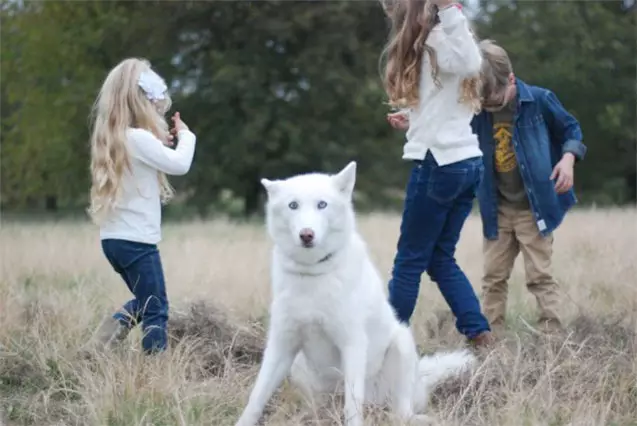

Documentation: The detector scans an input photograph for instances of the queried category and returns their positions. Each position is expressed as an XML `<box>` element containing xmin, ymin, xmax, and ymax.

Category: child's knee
<box><xmin>483</xmin><ymin>261</ymin><xmax>513</xmax><ymax>284</ymax></box>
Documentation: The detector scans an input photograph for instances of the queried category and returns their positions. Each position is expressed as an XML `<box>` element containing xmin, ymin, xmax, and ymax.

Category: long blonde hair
<box><xmin>381</xmin><ymin>0</ymin><xmax>482</xmax><ymax>112</ymax></box>
<box><xmin>88</xmin><ymin>58</ymin><xmax>174</xmax><ymax>224</ymax></box>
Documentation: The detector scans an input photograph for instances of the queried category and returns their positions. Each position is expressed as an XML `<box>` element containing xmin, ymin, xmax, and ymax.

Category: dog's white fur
<box><xmin>235</xmin><ymin>162</ymin><xmax>476</xmax><ymax>426</ymax></box>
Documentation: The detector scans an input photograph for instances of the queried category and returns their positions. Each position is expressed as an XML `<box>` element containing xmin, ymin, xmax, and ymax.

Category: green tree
<box><xmin>1</xmin><ymin>0</ymin><xmax>633</xmax><ymax>217</ymax></box>
<box><xmin>1</xmin><ymin>1</ymin><xmax>182</xmax><ymax>211</ymax></box>
<box><xmin>168</xmin><ymin>0</ymin><xmax>402</xmax><ymax>215</ymax></box>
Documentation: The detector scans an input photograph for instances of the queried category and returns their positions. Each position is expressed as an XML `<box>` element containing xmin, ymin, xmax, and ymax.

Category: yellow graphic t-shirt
<box><xmin>494</xmin><ymin>122</ymin><xmax>516</xmax><ymax>173</ymax></box>
<box><xmin>492</xmin><ymin>106</ymin><xmax>529</xmax><ymax>209</ymax></box>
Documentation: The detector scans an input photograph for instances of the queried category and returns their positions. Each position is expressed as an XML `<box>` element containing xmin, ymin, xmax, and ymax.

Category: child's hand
<box><xmin>164</xmin><ymin>132</ymin><xmax>175</xmax><ymax>147</ymax></box>
<box><xmin>387</xmin><ymin>111</ymin><xmax>410</xmax><ymax>130</ymax></box>
<box><xmin>550</xmin><ymin>153</ymin><xmax>575</xmax><ymax>194</ymax></box>
<box><xmin>430</xmin><ymin>0</ymin><xmax>459</xmax><ymax>9</ymax></box>
<box><xmin>380</xmin><ymin>0</ymin><xmax>396</xmax><ymax>16</ymax></box>
<box><xmin>171</xmin><ymin>112</ymin><xmax>189</xmax><ymax>133</ymax></box>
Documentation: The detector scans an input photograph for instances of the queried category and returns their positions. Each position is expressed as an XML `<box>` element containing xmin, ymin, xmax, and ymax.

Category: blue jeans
<box><xmin>388</xmin><ymin>152</ymin><xmax>490</xmax><ymax>339</ymax></box>
<box><xmin>102</xmin><ymin>239</ymin><xmax>169</xmax><ymax>353</ymax></box>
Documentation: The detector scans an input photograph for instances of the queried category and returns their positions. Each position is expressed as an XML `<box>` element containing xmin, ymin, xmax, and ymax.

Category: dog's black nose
<box><xmin>299</xmin><ymin>228</ymin><xmax>315</xmax><ymax>245</ymax></box>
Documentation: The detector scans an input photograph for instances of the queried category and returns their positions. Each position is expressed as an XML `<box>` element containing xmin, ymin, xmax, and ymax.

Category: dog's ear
<box><xmin>332</xmin><ymin>161</ymin><xmax>357</xmax><ymax>197</ymax></box>
<box><xmin>261</xmin><ymin>178</ymin><xmax>280</xmax><ymax>197</ymax></box>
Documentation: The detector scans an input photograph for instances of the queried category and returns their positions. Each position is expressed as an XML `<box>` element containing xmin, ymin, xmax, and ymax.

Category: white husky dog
<box><xmin>235</xmin><ymin>162</ymin><xmax>476</xmax><ymax>426</ymax></box>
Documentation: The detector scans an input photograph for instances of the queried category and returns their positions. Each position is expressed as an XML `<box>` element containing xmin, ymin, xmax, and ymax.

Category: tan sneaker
<box><xmin>538</xmin><ymin>318</ymin><xmax>563</xmax><ymax>334</ymax></box>
<box><xmin>92</xmin><ymin>316</ymin><xmax>131</xmax><ymax>349</ymax></box>
<box><xmin>488</xmin><ymin>319</ymin><xmax>506</xmax><ymax>337</ymax></box>
<box><xmin>77</xmin><ymin>316</ymin><xmax>131</xmax><ymax>360</ymax></box>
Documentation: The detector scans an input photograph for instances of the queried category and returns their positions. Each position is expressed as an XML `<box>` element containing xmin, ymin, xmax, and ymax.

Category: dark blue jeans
<box><xmin>102</xmin><ymin>239</ymin><xmax>169</xmax><ymax>353</ymax></box>
<box><xmin>388</xmin><ymin>152</ymin><xmax>490</xmax><ymax>339</ymax></box>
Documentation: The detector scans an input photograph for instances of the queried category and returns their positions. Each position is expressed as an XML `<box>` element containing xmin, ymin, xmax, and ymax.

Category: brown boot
<box><xmin>468</xmin><ymin>330</ymin><xmax>495</xmax><ymax>349</ymax></box>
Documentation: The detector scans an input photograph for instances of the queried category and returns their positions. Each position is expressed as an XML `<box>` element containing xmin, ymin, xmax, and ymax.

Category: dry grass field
<box><xmin>1</xmin><ymin>208</ymin><xmax>636</xmax><ymax>426</ymax></box>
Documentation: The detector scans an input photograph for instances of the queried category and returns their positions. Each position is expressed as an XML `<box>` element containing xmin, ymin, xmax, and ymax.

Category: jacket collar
<box><xmin>515</xmin><ymin>78</ymin><xmax>534</xmax><ymax>103</ymax></box>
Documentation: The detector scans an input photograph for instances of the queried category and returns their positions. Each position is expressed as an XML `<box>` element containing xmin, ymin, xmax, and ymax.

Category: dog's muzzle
<box><xmin>299</xmin><ymin>228</ymin><xmax>315</xmax><ymax>248</ymax></box>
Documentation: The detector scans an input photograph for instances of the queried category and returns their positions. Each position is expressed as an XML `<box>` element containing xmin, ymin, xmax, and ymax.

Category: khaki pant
<box><xmin>482</xmin><ymin>204</ymin><xmax>561</xmax><ymax>328</ymax></box>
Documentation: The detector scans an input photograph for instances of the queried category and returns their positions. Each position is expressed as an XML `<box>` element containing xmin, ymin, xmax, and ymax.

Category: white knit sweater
<box><xmin>99</xmin><ymin>127</ymin><xmax>196</xmax><ymax>244</ymax></box>
<box><xmin>402</xmin><ymin>6</ymin><xmax>483</xmax><ymax>166</ymax></box>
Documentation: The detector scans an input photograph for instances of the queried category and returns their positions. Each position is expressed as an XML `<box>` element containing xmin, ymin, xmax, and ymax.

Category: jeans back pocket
<box><xmin>426</xmin><ymin>165</ymin><xmax>469</xmax><ymax>204</ymax></box>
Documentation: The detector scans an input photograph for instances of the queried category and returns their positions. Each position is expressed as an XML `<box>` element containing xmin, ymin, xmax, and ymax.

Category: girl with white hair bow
<box><xmin>87</xmin><ymin>58</ymin><xmax>197</xmax><ymax>354</ymax></box>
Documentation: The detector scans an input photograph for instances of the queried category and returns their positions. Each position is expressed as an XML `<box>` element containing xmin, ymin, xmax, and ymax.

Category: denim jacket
<box><xmin>472</xmin><ymin>79</ymin><xmax>586</xmax><ymax>240</ymax></box>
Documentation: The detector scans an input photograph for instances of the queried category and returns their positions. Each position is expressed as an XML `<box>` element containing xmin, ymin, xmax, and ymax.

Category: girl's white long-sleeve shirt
<box><xmin>403</xmin><ymin>6</ymin><xmax>483</xmax><ymax>166</ymax></box>
<box><xmin>99</xmin><ymin>128</ymin><xmax>196</xmax><ymax>245</ymax></box>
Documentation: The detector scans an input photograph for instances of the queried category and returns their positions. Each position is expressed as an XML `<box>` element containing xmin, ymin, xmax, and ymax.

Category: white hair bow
<box><xmin>138</xmin><ymin>69</ymin><xmax>168</xmax><ymax>102</ymax></box>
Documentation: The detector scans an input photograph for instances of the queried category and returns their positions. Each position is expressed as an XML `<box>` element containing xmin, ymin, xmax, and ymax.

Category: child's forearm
<box><xmin>561</xmin><ymin>152</ymin><xmax>576</xmax><ymax>164</ymax></box>
<box><xmin>131</xmin><ymin>128</ymin><xmax>197</xmax><ymax>176</ymax></box>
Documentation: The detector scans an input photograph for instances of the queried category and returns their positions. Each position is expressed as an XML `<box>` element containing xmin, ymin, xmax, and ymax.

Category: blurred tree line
<box><xmin>1</xmin><ymin>0</ymin><xmax>635</xmax><ymax>218</ymax></box>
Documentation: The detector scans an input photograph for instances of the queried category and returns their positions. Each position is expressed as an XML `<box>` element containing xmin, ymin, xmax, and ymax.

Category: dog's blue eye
<box><xmin>288</xmin><ymin>201</ymin><xmax>299</xmax><ymax>210</ymax></box>
<box><xmin>317</xmin><ymin>201</ymin><xmax>328</xmax><ymax>209</ymax></box>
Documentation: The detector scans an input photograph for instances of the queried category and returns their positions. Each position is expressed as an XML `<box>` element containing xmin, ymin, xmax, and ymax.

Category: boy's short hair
<box><xmin>479</xmin><ymin>39</ymin><xmax>513</xmax><ymax>97</ymax></box>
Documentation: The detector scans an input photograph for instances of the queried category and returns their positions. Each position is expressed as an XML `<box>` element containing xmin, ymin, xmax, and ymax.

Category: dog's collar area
<box><xmin>280</xmin><ymin>250</ymin><xmax>337</xmax><ymax>274</ymax></box>
<box><xmin>284</xmin><ymin>252</ymin><xmax>337</xmax><ymax>276</ymax></box>
<box><xmin>318</xmin><ymin>252</ymin><xmax>333</xmax><ymax>263</ymax></box>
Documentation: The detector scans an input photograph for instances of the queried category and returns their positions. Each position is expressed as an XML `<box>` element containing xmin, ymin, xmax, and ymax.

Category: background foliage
<box><xmin>1</xmin><ymin>0</ymin><xmax>635</xmax><ymax>218</ymax></box>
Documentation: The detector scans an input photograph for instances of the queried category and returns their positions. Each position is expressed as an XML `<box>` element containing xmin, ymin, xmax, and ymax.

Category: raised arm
<box><xmin>425</xmin><ymin>5</ymin><xmax>482</xmax><ymax>77</ymax></box>
<box><xmin>127</xmin><ymin>127</ymin><xmax>196</xmax><ymax>176</ymax></box>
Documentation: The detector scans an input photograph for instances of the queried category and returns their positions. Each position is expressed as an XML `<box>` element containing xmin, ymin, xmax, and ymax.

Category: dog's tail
<box><xmin>418</xmin><ymin>349</ymin><xmax>476</xmax><ymax>387</ymax></box>
<box><xmin>413</xmin><ymin>349</ymin><xmax>476</xmax><ymax>413</ymax></box>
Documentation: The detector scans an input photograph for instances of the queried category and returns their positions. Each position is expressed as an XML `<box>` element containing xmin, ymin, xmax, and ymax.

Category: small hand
<box><xmin>387</xmin><ymin>111</ymin><xmax>410</xmax><ymax>130</ymax></box>
<box><xmin>380</xmin><ymin>0</ymin><xmax>395</xmax><ymax>16</ymax></box>
<box><xmin>429</xmin><ymin>0</ymin><xmax>458</xmax><ymax>9</ymax></box>
<box><xmin>550</xmin><ymin>153</ymin><xmax>575</xmax><ymax>194</ymax></box>
<box><xmin>171</xmin><ymin>111</ymin><xmax>189</xmax><ymax>133</ymax></box>
<box><xmin>164</xmin><ymin>132</ymin><xmax>175</xmax><ymax>147</ymax></box>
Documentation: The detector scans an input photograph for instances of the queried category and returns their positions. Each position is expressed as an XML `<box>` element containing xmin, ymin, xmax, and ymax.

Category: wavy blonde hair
<box><xmin>381</xmin><ymin>0</ymin><xmax>482</xmax><ymax>112</ymax></box>
<box><xmin>88</xmin><ymin>58</ymin><xmax>174</xmax><ymax>224</ymax></box>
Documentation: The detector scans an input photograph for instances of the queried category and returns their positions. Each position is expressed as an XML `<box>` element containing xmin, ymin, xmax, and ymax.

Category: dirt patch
<box><xmin>168</xmin><ymin>301</ymin><xmax>265</xmax><ymax>378</ymax></box>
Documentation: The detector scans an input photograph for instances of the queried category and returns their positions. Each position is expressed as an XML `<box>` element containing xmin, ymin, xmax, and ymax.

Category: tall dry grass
<box><xmin>1</xmin><ymin>208</ymin><xmax>636</xmax><ymax>425</ymax></box>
